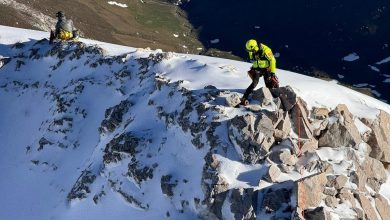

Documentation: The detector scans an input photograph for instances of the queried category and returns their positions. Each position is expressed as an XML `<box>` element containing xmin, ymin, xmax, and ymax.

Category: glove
<box><xmin>270</xmin><ymin>74</ymin><xmax>279</xmax><ymax>88</ymax></box>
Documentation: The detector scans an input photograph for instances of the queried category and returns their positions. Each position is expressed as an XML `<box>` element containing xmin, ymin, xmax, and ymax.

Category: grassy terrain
<box><xmin>0</xmin><ymin>0</ymin><xmax>204</xmax><ymax>54</ymax></box>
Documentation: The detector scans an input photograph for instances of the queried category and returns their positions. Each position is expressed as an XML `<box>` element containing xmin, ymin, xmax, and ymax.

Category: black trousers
<box><xmin>243</xmin><ymin>69</ymin><xmax>276</xmax><ymax>100</ymax></box>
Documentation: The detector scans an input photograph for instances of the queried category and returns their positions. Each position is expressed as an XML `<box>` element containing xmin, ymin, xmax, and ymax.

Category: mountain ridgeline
<box><xmin>0</xmin><ymin>33</ymin><xmax>390</xmax><ymax>220</ymax></box>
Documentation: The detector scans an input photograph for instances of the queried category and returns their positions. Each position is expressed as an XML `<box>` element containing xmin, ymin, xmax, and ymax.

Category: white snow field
<box><xmin>0</xmin><ymin>25</ymin><xmax>390</xmax><ymax>220</ymax></box>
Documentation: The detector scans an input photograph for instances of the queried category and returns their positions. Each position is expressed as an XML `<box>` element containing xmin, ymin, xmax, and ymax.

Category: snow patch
<box><xmin>107</xmin><ymin>1</ymin><xmax>128</xmax><ymax>8</ymax></box>
<box><xmin>210</xmin><ymin>39</ymin><xmax>220</xmax><ymax>44</ymax></box>
<box><xmin>337</xmin><ymin>74</ymin><xmax>345</xmax><ymax>79</ymax></box>
<box><xmin>342</xmin><ymin>53</ymin><xmax>359</xmax><ymax>62</ymax></box>
<box><xmin>353</xmin><ymin>83</ymin><xmax>369</xmax><ymax>88</ymax></box>
<box><xmin>376</xmin><ymin>56</ymin><xmax>390</xmax><ymax>65</ymax></box>
<box><xmin>372</xmin><ymin>90</ymin><xmax>381</xmax><ymax>97</ymax></box>
<box><xmin>368</xmin><ymin>65</ymin><xmax>380</xmax><ymax>72</ymax></box>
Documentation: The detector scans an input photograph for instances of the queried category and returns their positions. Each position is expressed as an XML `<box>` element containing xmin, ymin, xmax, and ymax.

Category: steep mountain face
<box><xmin>0</xmin><ymin>27</ymin><xmax>390</xmax><ymax>220</ymax></box>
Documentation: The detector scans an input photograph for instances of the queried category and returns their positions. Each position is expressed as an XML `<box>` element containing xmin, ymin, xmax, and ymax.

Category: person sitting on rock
<box><xmin>50</xmin><ymin>11</ymin><xmax>79</xmax><ymax>43</ymax></box>
<box><xmin>241</xmin><ymin>39</ymin><xmax>279</xmax><ymax>106</ymax></box>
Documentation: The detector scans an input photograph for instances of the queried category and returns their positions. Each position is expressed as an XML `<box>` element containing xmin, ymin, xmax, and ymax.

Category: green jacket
<box><xmin>249</xmin><ymin>43</ymin><xmax>276</xmax><ymax>73</ymax></box>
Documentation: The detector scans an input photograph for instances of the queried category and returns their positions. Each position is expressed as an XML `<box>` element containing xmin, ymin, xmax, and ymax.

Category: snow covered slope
<box><xmin>0</xmin><ymin>25</ymin><xmax>390</xmax><ymax>220</ymax></box>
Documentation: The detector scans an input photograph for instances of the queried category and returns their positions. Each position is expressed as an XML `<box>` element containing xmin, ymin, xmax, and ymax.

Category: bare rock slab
<box><xmin>367</xmin><ymin>110</ymin><xmax>390</xmax><ymax>163</ymax></box>
<box><xmin>319</xmin><ymin>104</ymin><xmax>362</xmax><ymax>148</ymax></box>
<box><xmin>295</xmin><ymin>172</ymin><xmax>327</xmax><ymax>209</ymax></box>
<box><xmin>375</xmin><ymin>194</ymin><xmax>390</xmax><ymax>220</ymax></box>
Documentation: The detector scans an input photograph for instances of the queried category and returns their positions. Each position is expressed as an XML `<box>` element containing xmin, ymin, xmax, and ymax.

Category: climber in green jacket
<box><xmin>241</xmin><ymin>39</ymin><xmax>279</xmax><ymax>105</ymax></box>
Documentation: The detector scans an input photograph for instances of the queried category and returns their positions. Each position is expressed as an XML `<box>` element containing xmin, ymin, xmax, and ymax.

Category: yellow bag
<box><xmin>58</xmin><ymin>30</ymin><xmax>73</xmax><ymax>40</ymax></box>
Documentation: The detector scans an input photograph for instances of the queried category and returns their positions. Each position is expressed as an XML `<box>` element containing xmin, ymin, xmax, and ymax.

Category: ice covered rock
<box><xmin>99</xmin><ymin>100</ymin><xmax>132</xmax><ymax>133</ymax></box>
<box><xmin>0</xmin><ymin>56</ymin><xmax>11</xmax><ymax>69</ymax></box>
<box><xmin>67</xmin><ymin>170</ymin><xmax>96</xmax><ymax>202</ymax></box>
<box><xmin>103</xmin><ymin>133</ymin><xmax>139</xmax><ymax>164</ymax></box>
<box><xmin>117</xmin><ymin>190</ymin><xmax>149</xmax><ymax>210</ymax></box>
<box><xmin>319</xmin><ymin>104</ymin><xmax>362</xmax><ymax>148</ymax></box>
<box><xmin>128</xmin><ymin>162</ymin><xmax>155</xmax><ymax>186</ymax></box>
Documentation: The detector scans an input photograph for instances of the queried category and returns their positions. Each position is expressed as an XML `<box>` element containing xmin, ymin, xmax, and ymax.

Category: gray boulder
<box><xmin>252</xmin><ymin>87</ymin><xmax>274</xmax><ymax>107</ymax></box>
<box><xmin>312</xmin><ymin>107</ymin><xmax>330</xmax><ymax>120</ymax></box>
<box><xmin>274</xmin><ymin>112</ymin><xmax>292</xmax><ymax>142</ymax></box>
<box><xmin>290</xmin><ymin>98</ymin><xmax>314</xmax><ymax>140</ymax></box>
<box><xmin>263</xmin><ymin>164</ymin><xmax>282</xmax><ymax>183</ymax></box>
<box><xmin>362</xmin><ymin>157</ymin><xmax>388</xmax><ymax>192</ymax></box>
<box><xmin>318</xmin><ymin>104</ymin><xmax>362</xmax><ymax>148</ymax></box>
<box><xmin>161</xmin><ymin>175</ymin><xmax>178</xmax><ymax>197</ymax></box>
<box><xmin>271</xmin><ymin>86</ymin><xmax>298</xmax><ymax>111</ymax></box>
<box><xmin>300</xmin><ymin>138</ymin><xmax>319</xmax><ymax>154</ymax></box>
<box><xmin>312</xmin><ymin>119</ymin><xmax>329</xmax><ymax>137</ymax></box>
<box><xmin>367</xmin><ymin>110</ymin><xmax>390</xmax><ymax>163</ymax></box>
<box><xmin>303</xmin><ymin>207</ymin><xmax>331</xmax><ymax>220</ymax></box>
<box><xmin>375</xmin><ymin>194</ymin><xmax>390</xmax><ymax>220</ymax></box>
<box><xmin>226</xmin><ymin>92</ymin><xmax>242</xmax><ymax>107</ymax></box>
<box><xmin>326</xmin><ymin>175</ymin><xmax>348</xmax><ymax>189</ymax></box>
<box><xmin>351</xmin><ymin>156</ymin><xmax>387</xmax><ymax>192</ymax></box>
<box><xmin>229</xmin><ymin>188</ymin><xmax>256</xmax><ymax>220</ymax></box>
<box><xmin>262</xmin><ymin>188</ymin><xmax>290</xmax><ymax>213</ymax></box>
<box><xmin>356</xmin><ymin>193</ymin><xmax>379</xmax><ymax>220</ymax></box>
<box><xmin>295</xmin><ymin>172</ymin><xmax>327</xmax><ymax>209</ymax></box>
<box><xmin>229</xmin><ymin>113</ymin><xmax>275</xmax><ymax>164</ymax></box>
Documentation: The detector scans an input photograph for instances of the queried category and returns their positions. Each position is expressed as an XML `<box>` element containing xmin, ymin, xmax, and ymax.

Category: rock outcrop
<box><xmin>229</xmin><ymin>113</ymin><xmax>274</xmax><ymax>164</ymax></box>
<box><xmin>319</xmin><ymin>104</ymin><xmax>362</xmax><ymax>148</ymax></box>
<box><xmin>366</xmin><ymin>110</ymin><xmax>390</xmax><ymax>163</ymax></box>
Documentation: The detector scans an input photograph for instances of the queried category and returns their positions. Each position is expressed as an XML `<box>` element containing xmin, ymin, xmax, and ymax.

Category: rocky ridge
<box><xmin>0</xmin><ymin>39</ymin><xmax>389</xmax><ymax>219</ymax></box>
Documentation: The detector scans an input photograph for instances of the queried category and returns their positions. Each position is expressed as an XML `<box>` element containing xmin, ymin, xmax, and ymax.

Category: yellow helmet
<box><xmin>245</xmin><ymin>39</ymin><xmax>259</xmax><ymax>52</ymax></box>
